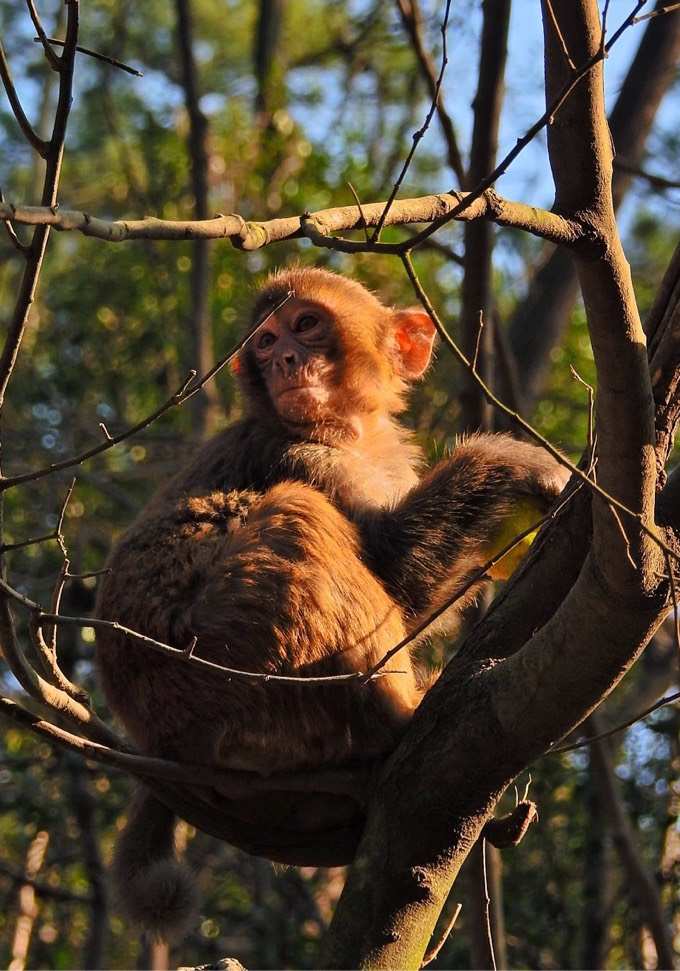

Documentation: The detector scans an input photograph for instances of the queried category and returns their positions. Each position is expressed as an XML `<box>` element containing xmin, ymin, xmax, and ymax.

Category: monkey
<box><xmin>94</xmin><ymin>266</ymin><xmax>569</xmax><ymax>940</ymax></box>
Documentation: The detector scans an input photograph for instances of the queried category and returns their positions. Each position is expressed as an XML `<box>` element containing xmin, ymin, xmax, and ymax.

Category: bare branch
<box><xmin>0</xmin><ymin>0</ymin><xmax>79</xmax><ymax>411</ymax></box>
<box><xmin>550</xmin><ymin>691</ymin><xmax>680</xmax><ymax>755</ymax></box>
<box><xmin>33</xmin><ymin>37</ymin><xmax>143</xmax><ymax>76</ymax></box>
<box><xmin>395</xmin><ymin>0</ymin><xmax>465</xmax><ymax>185</ymax></box>
<box><xmin>373</xmin><ymin>0</ymin><xmax>453</xmax><ymax>240</ymax></box>
<box><xmin>0</xmin><ymin>566</ymin><xmax>405</xmax><ymax>687</ymax></box>
<box><xmin>633</xmin><ymin>1</ymin><xmax>680</xmax><ymax>21</ymax></box>
<box><xmin>0</xmin><ymin>593</ymin><xmax>123</xmax><ymax>748</ymax></box>
<box><xmin>26</xmin><ymin>0</ymin><xmax>63</xmax><ymax>71</ymax></box>
<box><xmin>421</xmin><ymin>902</ymin><xmax>462</xmax><ymax>968</ymax></box>
<box><xmin>0</xmin><ymin>189</ymin><xmax>583</xmax><ymax>250</ymax></box>
<box><xmin>0</xmin><ymin>292</ymin><xmax>293</xmax><ymax>491</ymax></box>
<box><xmin>0</xmin><ymin>189</ymin><xmax>30</xmax><ymax>255</ymax></box>
<box><xmin>544</xmin><ymin>0</ymin><xmax>577</xmax><ymax>68</ymax></box>
<box><xmin>0</xmin><ymin>42</ymin><xmax>48</xmax><ymax>156</ymax></box>
<box><xmin>0</xmin><ymin>695</ymin><xmax>371</xmax><ymax>802</ymax></box>
<box><xmin>403</xmin><ymin>0</ymin><xmax>654</xmax><ymax>252</ymax></box>
<box><xmin>481</xmin><ymin>840</ymin><xmax>497</xmax><ymax>971</ymax></box>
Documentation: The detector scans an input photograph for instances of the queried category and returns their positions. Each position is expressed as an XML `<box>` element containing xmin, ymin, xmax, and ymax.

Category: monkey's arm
<box><xmin>360</xmin><ymin>434</ymin><xmax>569</xmax><ymax>625</ymax></box>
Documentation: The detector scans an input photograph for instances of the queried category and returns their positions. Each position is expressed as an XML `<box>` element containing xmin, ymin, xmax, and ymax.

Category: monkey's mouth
<box><xmin>276</xmin><ymin>384</ymin><xmax>328</xmax><ymax>402</ymax></box>
<box><xmin>274</xmin><ymin>384</ymin><xmax>332</xmax><ymax>424</ymax></box>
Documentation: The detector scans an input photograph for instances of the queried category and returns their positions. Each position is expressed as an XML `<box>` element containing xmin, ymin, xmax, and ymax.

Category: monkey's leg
<box><xmin>361</xmin><ymin>433</ymin><xmax>569</xmax><ymax>629</ymax></box>
<box><xmin>189</xmin><ymin>481</ymin><xmax>422</xmax><ymax>767</ymax></box>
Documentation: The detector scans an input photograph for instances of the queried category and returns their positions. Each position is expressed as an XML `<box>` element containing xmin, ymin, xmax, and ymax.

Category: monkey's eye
<box><xmin>257</xmin><ymin>332</ymin><xmax>277</xmax><ymax>350</ymax></box>
<box><xmin>294</xmin><ymin>314</ymin><xmax>319</xmax><ymax>333</ymax></box>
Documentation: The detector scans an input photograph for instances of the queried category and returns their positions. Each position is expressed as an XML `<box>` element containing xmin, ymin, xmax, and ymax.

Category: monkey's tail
<box><xmin>112</xmin><ymin>787</ymin><xmax>199</xmax><ymax>943</ymax></box>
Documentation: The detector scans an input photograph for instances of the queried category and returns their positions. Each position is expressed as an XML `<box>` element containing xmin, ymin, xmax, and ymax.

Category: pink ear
<box><xmin>392</xmin><ymin>308</ymin><xmax>436</xmax><ymax>378</ymax></box>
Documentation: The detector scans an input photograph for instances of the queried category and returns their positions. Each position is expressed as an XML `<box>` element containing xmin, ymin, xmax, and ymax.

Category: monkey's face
<box><xmin>240</xmin><ymin>268</ymin><xmax>437</xmax><ymax>440</ymax></box>
<box><xmin>252</xmin><ymin>299</ymin><xmax>340</xmax><ymax>427</ymax></box>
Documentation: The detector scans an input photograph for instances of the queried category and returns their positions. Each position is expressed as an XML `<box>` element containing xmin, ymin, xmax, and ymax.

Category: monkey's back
<box><xmin>94</xmin><ymin>427</ymin><xmax>418</xmax><ymax>862</ymax></box>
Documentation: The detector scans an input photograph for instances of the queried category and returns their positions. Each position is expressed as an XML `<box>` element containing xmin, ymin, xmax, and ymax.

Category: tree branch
<box><xmin>0</xmin><ymin>42</ymin><xmax>48</xmax><ymax>156</ymax></box>
<box><xmin>0</xmin><ymin>0</ymin><xmax>79</xmax><ymax>410</ymax></box>
<box><xmin>0</xmin><ymin>188</ymin><xmax>584</xmax><ymax>249</ymax></box>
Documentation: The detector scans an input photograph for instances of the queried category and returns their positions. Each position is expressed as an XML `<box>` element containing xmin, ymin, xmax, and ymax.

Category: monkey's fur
<box><xmin>96</xmin><ymin>268</ymin><xmax>569</xmax><ymax>940</ymax></box>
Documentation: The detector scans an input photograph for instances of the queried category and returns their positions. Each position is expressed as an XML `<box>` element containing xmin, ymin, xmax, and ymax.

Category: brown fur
<box><xmin>95</xmin><ymin>267</ymin><xmax>569</xmax><ymax>939</ymax></box>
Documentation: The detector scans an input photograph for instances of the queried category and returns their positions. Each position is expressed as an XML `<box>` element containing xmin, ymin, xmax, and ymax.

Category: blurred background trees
<box><xmin>0</xmin><ymin>0</ymin><xmax>678</xmax><ymax>967</ymax></box>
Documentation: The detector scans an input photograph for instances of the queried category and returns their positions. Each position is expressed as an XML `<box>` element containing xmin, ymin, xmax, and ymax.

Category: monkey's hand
<box><xmin>483</xmin><ymin>447</ymin><xmax>571</xmax><ymax>580</ymax></box>
<box><xmin>483</xmin><ymin>496</ymin><xmax>548</xmax><ymax>580</ymax></box>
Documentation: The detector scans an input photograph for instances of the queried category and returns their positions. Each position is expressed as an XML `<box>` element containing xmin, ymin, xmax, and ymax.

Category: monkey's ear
<box><xmin>391</xmin><ymin>309</ymin><xmax>436</xmax><ymax>378</ymax></box>
<box><xmin>230</xmin><ymin>355</ymin><xmax>241</xmax><ymax>375</ymax></box>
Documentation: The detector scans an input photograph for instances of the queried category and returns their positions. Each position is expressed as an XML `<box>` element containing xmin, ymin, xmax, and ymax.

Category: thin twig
<box><xmin>55</xmin><ymin>477</ymin><xmax>75</xmax><ymax>558</ymax></box>
<box><xmin>472</xmin><ymin>311</ymin><xmax>485</xmax><ymax>374</ymax></box>
<box><xmin>66</xmin><ymin>567</ymin><xmax>110</xmax><ymax>581</ymax></box>
<box><xmin>0</xmin><ymin>566</ymin><xmax>407</xmax><ymax>686</ymax></box>
<box><xmin>402</xmin><ymin>0</ymin><xmax>650</xmax><ymax>252</ymax></box>
<box><xmin>395</xmin><ymin>0</ymin><xmax>465</xmax><ymax>184</ymax></box>
<box><xmin>549</xmin><ymin>689</ymin><xmax>680</xmax><ymax>754</ymax></box>
<box><xmin>569</xmin><ymin>364</ymin><xmax>594</xmax><ymax>450</ymax></box>
<box><xmin>0</xmin><ymin>189</ymin><xmax>29</xmax><ymax>255</ymax></box>
<box><xmin>664</xmin><ymin>550</ymin><xmax>680</xmax><ymax>660</ymax></box>
<box><xmin>544</xmin><ymin>0</ymin><xmax>577</xmax><ymax>69</ymax></box>
<box><xmin>481</xmin><ymin>839</ymin><xmax>497</xmax><ymax>971</ymax></box>
<box><xmin>373</xmin><ymin>0</ymin><xmax>452</xmax><ymax>240</ymax></box>
<box><xmin>632</xmin><ymin>2</ymin><xmax>680</xmax><ymax>22</ymax></box>
<box><xmin>0</xmin><ymin>478</ymin><xmax>75</xmax><ymax>554</ymax></box>
<box><xmin>401</xmin><ymin>226</ymin><xmax>464</xmax><ymax>265</ymax></box>
<box><xmin>26</xmin><ymin>0</ymin><xmax>63</xmax><ymax>71</ymax></box>
<box><xmin>601</xmin><ymin>0</ymin><xmax>613</xmax><ymax>52</ymax></box>
<box><xmin>347</xmin><ymin>183</ymin><xmax>370</xmax><ymax>243</ymax></box>
<box><xmin>33</xmin><ymin>37</ymin><xmax>143</xmax><ymax>76</ymax></box>
<box><xmin>421</xmin><ymin>902</ymin><xmax>462</xmax><ymax>968</ymax></box>
<box><xmin>0</xmin><ymin>292</ymin><xmax>294</xmax><ymax>492</ymax></box>
<box><xmin>607</xmin><ymin>503</ymin><xmax>637</xmax><ymax>571</ymax></box>
<box><xmin>0</xmin><ymin>42</ymin><xmax>48</xmax><ymax>156</ymax></box>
